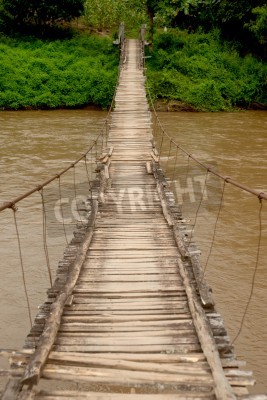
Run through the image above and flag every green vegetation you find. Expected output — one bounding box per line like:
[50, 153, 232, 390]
[84, 0, 146, 34]
[147, 29, 267, 111]
[0, 34, 119, 110]
[143, 0, 267, 57]
[0, 0, 267, 111]
[1, 0, 84, 28]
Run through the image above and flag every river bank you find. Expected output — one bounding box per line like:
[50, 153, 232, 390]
[153, 99, 267, 112]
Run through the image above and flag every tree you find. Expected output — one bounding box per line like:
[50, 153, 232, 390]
[84, 0, 119, 30]
[84, 0, 147, 32]
[146, 0, 180, 40]
[248, 5, 267, 44]
[2, 0, 84, 26]
[247, 5, 267, 58]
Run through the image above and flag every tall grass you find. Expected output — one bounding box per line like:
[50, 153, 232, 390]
[147, 29, 267, 111]
[0, 33, 119, 110]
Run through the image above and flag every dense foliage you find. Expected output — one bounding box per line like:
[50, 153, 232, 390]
[0, 34, 119, 110]
[0, 0, 266, 111]
[1, 0, 84, 27]
[84, 0, 146, 33]
[147, 29, 267, 111]
[83, 0, 267, 58]
[145, 0, 267, 58]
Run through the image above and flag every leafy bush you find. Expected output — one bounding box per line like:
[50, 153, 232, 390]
[0, 33, 119, 110]
[147, 29, 267, 111]
[84, 0, 147, 32]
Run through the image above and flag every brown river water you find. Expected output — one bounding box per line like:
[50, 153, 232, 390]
[0, 109, 266, 393]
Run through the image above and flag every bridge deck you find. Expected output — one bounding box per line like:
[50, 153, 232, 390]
[2, 40, 261, 400]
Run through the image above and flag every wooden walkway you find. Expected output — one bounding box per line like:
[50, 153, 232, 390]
[2, 40, 264, 400]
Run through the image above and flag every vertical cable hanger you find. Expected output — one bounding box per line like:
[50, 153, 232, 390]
[72, 164, 83, 225]
[171, 145, 179, 195]
[166, 139, 173, 171]
[202, 179, 227, 278]
[188, 169, 210, 246]
[39, 188, 53, 287]
[57, 175, 69, 246]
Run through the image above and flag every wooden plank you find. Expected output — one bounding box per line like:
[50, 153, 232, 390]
[1, 379, 22, 400]
[46, 353, 209, 374]
[57, 329, 196, 338]
[63, 302, 188, 311]
[54, 336, 199, 346]
[61, 314, 191, 323]
[53, 343, 202, 353]
[35, 391, 215, 399]
[10, 350, 208, 365]
[42, 364, 214, 386]
[56, 321, 195, 332]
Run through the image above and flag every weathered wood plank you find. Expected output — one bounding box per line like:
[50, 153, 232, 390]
[35, 391, 215, 400]
[42, 364, 214, 386]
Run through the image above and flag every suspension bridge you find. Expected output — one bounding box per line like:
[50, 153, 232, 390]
[0, 28, 267, 400]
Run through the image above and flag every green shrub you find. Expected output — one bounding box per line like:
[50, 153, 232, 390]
[147, 28, 267, 111]
[0, 33, 119, 110]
